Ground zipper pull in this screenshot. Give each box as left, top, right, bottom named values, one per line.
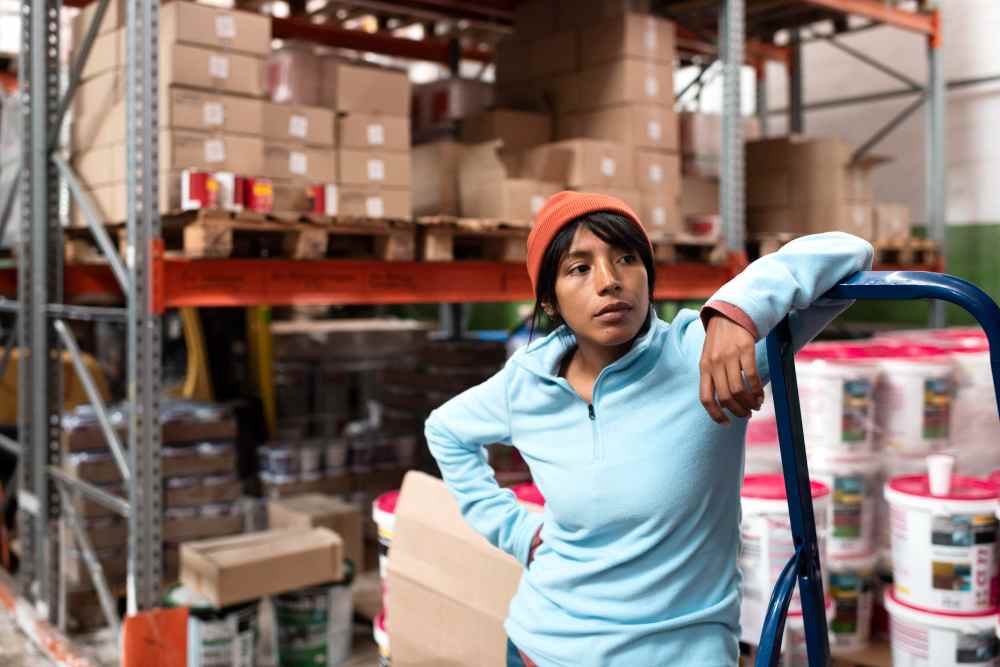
left=588, top=404, right=595, bottom=420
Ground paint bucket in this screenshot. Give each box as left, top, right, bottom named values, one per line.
left=885, top=587, right=999, bottom=666
left=163, top=584, right=258, bottom=667
left=746, top=388, right=782, bottom=476
left=299, top=442, right=323, bottom=475
left=779, top=599, right=834, bottom=667
left=796, top=344, right=879, bottom=453
left=809, top=450, right=880, bottom=557
left=885, top=468, right=999, bottom=613
left=373, top=611, right=390, bottom=667
left=272, top=561, right=354, bottom=667
left=876, top=452, right=931, bottom=566
left=511, top=482, right=545, bottom=507
left=827, top=551, right=878, bottom=654
left=869, top=344, right=956, bottom=454
left=325, top=438, right=348, bottom=474
left=373, top=491, right=400, bottom=580
left=739, top=474, right=830, bottom=645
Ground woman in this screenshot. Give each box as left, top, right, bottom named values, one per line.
left=426, top=192, right=873, bottom=666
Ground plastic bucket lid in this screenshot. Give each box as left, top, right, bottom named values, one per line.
left=885, top=474, right=998, bottom=514
left=883, top=587, right=997, bottom=629
left=163, top=583, right=259, bottom=619
left=742, top=474, right=830, bottom=514
left=373, top=611, right=390, bottom=649
left=826, top=551, right=879, bottom=571
left=373, top=490, right=400, bottom=529
left=809, top=449, right=881, bottom=475
left=746, top=415, right=778, bottom=446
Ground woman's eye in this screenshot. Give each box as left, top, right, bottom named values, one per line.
left=619, top=254, right=637, bottom=264
left=569, top=264, right=589, bottom=275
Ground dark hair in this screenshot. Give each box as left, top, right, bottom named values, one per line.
left=529, top=211, right=655, bottom=341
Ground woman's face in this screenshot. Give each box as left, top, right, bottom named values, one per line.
left=547, top=225, right=650, bottom=349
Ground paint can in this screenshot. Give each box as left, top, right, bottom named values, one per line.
left=885, top=587, right=999, bottom=666
left=796, top=344, right=879, bottom=453
left=827, top=551, right=878, bottom=654
left=373, top=491, right=400, bottom=580
left=272, top=561, right=354, bottom=667
left=299, top=442, right=323, bottom=475
left=739, top=474, right=830, bottom=645
left=746, top=388, right=781, bottom=476
left=885, top=469, right=998, bottom=612
left=163, top=584, right=258, bottom=667
left=511, top=482, right=545, bottom=507
left=779, top=599, right=834, bottom=667
left=373, top=611, right=390, bottom=667
left=809, top=449, right=880, bottom=557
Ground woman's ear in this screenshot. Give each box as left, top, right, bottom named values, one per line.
left=541, top=301, right=557, bottom=318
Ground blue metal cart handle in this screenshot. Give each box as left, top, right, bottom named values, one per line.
left=755, top=271, right=1000, bottom=667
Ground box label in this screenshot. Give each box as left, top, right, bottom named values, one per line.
left=644, top=20, right=657, bottom=51
left=530, top=195, right=545, bottom=215
left=204, top=139, right=226, bottom=163
left=215, top=15, right=236, bottom=39
left=366, top=196, right=384, bottom=217
left=289, top=151, right=307, bottom=175
left=648, top=121, right=662, bottom=142
left=645, top=75, right=659, bottom=98
left=203, top=102, right=225, bottom=126
left=367, top=124, right=385, bottom=146
left=649, top=164, right=663, bottom=183
left=652, top=206, right=666, bottom=226
left=601, top=157, right=616, bottom=178
left=289, top=114, right=308, bottom=139
left=209, top=55, right=230, bottom=80
left=324, top=185, right=338, bottom=216
left=367, top=159, right=385, bottom=181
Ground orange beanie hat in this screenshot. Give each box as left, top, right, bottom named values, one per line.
left=526, top=191, right=651, bottom=292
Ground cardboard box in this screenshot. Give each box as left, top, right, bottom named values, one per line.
left=412, top=141, right=465, bottom=216
left=463, top=179, right=561, bottom=220
left=576, top=186, right=642, bottom=212
left=268, top=46, right=323, bottom=106
left=412, top=78, right=494, bottom=137
left=66, top=448, right=236, bottom=484
left=640, top=191, right=682, bottom=233
left=320, top=60, right=410, bottom=116
left=262, top=103, right=336, bottom=147
left=579, top=13, right=675, bottom=67
left=338, top=113, right=410, bottom=150
left=494, top=38, right=531, bottom=87
left=268, top=494, right=364, bottom=570
left=680, top=175, right=720, bottom=216
left=387, top=472, right=530, bottom=666
left=164, top=515, right=244, bottom=543
left=262, top=143, right=337, bottom=182
left=873, top=203, right=910, bottom=240
left=635, top=150, right=680, bottom=197
left=525, top=139, right=635, bottom=189
left=160, top=1, right=271, bottom=56
left=747, top=203, right=874, bottom=237
left=529, top=31, right=578, bottom=79
left=513, top=0, right=559, bottom=40
left=337, top=149, right=411, bottom=188
left=337, top=186, right=411, bottom=219
left=74, top=47, right=265, bottom=115
left=165, top=478, right=242, bottom=509
left=63, top=417, right=238, bottom=452
left=557, top=0, right=650, bottom=29
left=682, top=154, right=720, bottom=179
left=271, top=180, right=324, bottom=213
left=461, top=110, right=551, bottom=150
left=72, top=0, right=124, bottom=45
left=181, top=528, right=344, bottom=607
left=73, top=88, right=263, bottom=150
left=562, top=59, right=673, bottom=114
left=746, top=136, right=886, bottom=208
left=459, top=141, right=564, bottom=220
left=74, top=131, right=264, bottom=186
left=495, top=80, right=556, bottom=113
left=70, top=173, right=179, bottom=225
left=678, top=112, right=760, bottom=160
left=558, top=104, right=677, bottom=151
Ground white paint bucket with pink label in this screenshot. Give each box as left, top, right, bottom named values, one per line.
left=373, top=490, right=400, bottom=580
left=810, top=449, right=880, bottom=557
left=827, top=551, right=878, bottom=654
left=739, top=474, right=830, bottom=646
left=885, top=587, right=998, bottom=667
left=885, top=468, right=998, bottom=613
left=780, top=599, right=834, bottom=667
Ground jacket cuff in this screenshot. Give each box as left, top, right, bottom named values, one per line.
left=515, top=511, right=545, bottom=566
left=700, top=300, right=761, bottom=341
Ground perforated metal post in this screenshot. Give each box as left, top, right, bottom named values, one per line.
left=125, top=0, right=163, bottom=613
left=18, top=0, right=62, bottom=622
left=720, top=0, right=745, bottom=252
left=926, top=21, right=946, bottom=327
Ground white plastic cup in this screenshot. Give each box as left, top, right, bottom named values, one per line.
left=926, top=454, right=955, bottom=496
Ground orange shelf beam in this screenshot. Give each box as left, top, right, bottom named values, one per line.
left=800, top=0, right=936, bottom=36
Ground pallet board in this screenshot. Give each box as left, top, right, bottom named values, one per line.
left=649, top=232, right=728, bottom=265
left=416, top=216, right=531, bottom=262
left=748, top=233, right=941, bottom=266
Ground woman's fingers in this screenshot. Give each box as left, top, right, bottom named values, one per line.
left=725, top=353, right=756, bottom=415
left=715, top=364, right=750, bottom=418
left=699, top=362, right=728, bottom=424
left=742, top=344, right=765, bottom=408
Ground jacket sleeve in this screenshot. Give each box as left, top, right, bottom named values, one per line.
left=678, top=232, right=874, bottom=381
left=425, top=365, right=544, bottom=566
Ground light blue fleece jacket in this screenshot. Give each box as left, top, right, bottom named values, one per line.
left=425, top=232, right=874, bottom=666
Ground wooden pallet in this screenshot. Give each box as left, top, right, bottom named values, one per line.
left=748, top=232, right=940, bottom=266
left=416, top=215, right=531, bottom=262
left=649, top=232, right=728, bottom=265
left=746, top=232, right=801, bottom=261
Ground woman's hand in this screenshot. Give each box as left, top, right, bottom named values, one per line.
left=699, top=314, right=764, bottom=425
left=527, top=526, right=543, bottom=566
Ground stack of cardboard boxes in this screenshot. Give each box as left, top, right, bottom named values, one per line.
left=70, top=1, right=272, bottom=222
left=490, top=1, right=681, bottom=233
left=268, top=46, right=413, bottom=218
left=745, top=135, right=910, bottom=240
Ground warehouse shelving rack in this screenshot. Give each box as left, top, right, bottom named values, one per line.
left=0, top=0, right=952, bottom=662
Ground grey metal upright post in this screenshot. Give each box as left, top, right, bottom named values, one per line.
left=720, top=0, right=745, bottom=253
left=789, top=30, right=804, bottom=134
left=125, top=0, right=163, bottom=613
left=926, top=26, right=946, bottom=327
left=756, top=62, right=768, bottom=138
left=18, top=0, right=62, bottom=622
